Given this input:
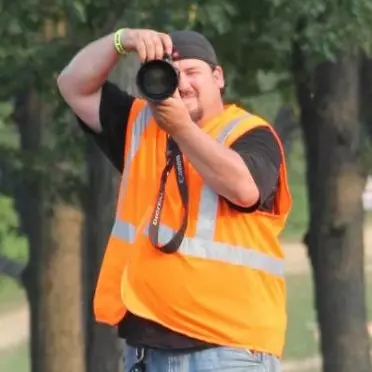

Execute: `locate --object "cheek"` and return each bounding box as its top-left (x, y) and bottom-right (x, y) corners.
top-left (187, 77), bottom-right (201, 93)
top-left (189, 76), bottom-right (212, 97)
top-left (192, 77), bottom-right (219, 100)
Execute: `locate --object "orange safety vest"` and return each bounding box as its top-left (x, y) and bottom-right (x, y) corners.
top-left (94, 98), bottom-right (292, 357)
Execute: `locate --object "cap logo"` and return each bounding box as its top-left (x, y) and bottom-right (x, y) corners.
top-left (172, 49), bottom-right (180, 59)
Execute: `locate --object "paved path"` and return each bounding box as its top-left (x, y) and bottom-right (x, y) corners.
top-left (0, 306), bottom-right (29, 351)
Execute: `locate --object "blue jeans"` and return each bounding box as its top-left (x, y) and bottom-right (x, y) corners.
top-left (124, 345), bottom-right (281, 372)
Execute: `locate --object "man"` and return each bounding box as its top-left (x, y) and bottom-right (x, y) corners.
top-left (57, 28), bottom-right (292, 372)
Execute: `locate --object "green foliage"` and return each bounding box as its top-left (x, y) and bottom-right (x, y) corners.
top-left (0, 0), bottom-right (252, 208)
top-left (0, 195), bottom-right (28, 261)
top-left (0, 102), bottom-right (13, 130)
top-left (182, 0), bottom-right (372, 104)
top-left (2, 0), bottom-right (372, 102)
top-left (193, 0), bottom-right (283, 101)
top-left (265, 0), bottom-right (372, 65)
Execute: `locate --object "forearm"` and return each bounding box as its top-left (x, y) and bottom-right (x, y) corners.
top-left (57, 34), bottom-right (119, 96)
top-left (172, 123), bottom-right (259, 207)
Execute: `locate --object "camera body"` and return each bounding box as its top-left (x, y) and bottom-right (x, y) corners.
top-left (136, 54), bottom-right (179, 102)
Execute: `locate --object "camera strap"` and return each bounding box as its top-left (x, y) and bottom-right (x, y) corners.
top-left (148, 136), bottom-right (189, 254)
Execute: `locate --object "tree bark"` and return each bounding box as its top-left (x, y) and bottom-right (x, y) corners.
top-left (41, 203), bottom-right (85, 372)
top-left (360, 55), bottom-right (372, 141)
top-left (273, 105), bottom-right (298, 157)
top-left (13, 87), bottom-right (45, 372)
top-left (14, 88), bottom-right (86, 372)
top-left (294, 47), bottom-right (371, 372)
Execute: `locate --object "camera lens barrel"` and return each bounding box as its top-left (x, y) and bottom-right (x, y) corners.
top-left (136, 59), bottom-right (179, 102)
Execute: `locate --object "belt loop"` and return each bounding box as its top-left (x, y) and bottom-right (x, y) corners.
top-left (136, 347), bottom-right (146, 362)
top-left (129, 347), bottom-right (147, 372)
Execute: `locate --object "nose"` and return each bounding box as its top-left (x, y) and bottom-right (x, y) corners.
top-left (177, 71), bottom-right (191, 92)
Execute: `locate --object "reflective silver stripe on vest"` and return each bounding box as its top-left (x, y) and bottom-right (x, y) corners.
top-left (112, 111), bottom-right (285, 277)
top-left (193, 114), bottom-right (283, 276)
top-left (195, 116), bottom-right (249, 239)
top-left (143, 223), bottom-right (284, 276)
top-left (111, 220), bottom-right (136, 244)
top-left (111, 104), bottom-right (152, 243)
top-left (120, 105), bottom-right (152, 198)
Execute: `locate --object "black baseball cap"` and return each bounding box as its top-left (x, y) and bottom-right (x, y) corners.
top-left (169, 30), bottom-right (218, 66)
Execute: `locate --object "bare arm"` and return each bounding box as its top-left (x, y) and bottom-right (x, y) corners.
top-left (172, 122), bottom-right (260, 208)
top-left (57, 29), bottom-right (173, 133)
top-left (57, 34), bottom-right (121, 132)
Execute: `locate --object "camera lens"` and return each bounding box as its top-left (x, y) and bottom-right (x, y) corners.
top-left (142, 65), bottom-right (169, 94)
top-left (136, 59), bottom-right (179, 101)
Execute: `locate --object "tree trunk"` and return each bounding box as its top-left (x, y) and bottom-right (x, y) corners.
top-left (14, 87), bottom-right (45, 372)
top-left (41, 203), bottom-right (85, 372)
top-left (360, 55), bottom-right (372, 141)
top-left (83, 53), bottom-right (139, 372)
top-left (14, 88), bottom-right (85, 372)
top-left (295, 48), bottom-right (371, 372)
top-left (273, 105), bottom-right (298, 157)
top-left (291, 38), bottom-right (318, 248)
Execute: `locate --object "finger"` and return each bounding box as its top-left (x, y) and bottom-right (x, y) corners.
top-left (172, 88), bottom-right (181, 99)
top-left (143, 33), bottom-right (156, 61)
top-left (159, 33), bottom-right (173, 56)
top-left (153, 35), bottom-right (165, 60)
top-left (136, 38), bottom-right (147, 62)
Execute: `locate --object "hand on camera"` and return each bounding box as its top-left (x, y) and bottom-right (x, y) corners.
top-left (120, 28), bottom-right (173, 62)
top-left (149, 89), bottom-right (192, 137)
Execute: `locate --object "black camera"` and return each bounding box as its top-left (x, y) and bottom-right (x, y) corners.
top-left (136, 54), bottom-right (179, 102)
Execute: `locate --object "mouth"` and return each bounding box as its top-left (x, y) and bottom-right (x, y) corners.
top-left (180, 91), bottom-right (197, 99)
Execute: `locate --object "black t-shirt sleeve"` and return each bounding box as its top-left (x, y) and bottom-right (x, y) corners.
top-left (77, 81), bottom-right (135, 172)
top-left (229, 127), bottom-right (281, 212)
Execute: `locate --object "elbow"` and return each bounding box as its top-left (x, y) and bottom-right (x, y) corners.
top-left (233, 182), bottom-right (260, 208)
top-left (57, 65), bottom-right (80, 101)
top-left (56, 69), bottom-right (70, 97)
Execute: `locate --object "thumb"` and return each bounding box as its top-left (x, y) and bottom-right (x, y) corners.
top-left (172, 88), bottom-right (181, 99)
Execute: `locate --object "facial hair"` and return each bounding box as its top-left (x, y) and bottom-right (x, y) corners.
top-left (189, 106), bottom-right (203, 123)
top-left (180, 91), bottom-right (204, 123)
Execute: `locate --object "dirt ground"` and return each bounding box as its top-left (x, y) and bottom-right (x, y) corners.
top-left (0, 306), bottom-right (29, 351)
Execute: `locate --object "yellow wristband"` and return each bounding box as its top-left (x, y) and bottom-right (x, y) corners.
top-left (114, 29), bottom-right (127, 55)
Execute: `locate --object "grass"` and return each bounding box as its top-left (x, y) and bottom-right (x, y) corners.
top-left (284, 273), bottom-right (318, 359)
top-left (0, 343), bottom-right (29, 372)
top-left (0, 276), bottom-right (26, 313)
top-left (284, 272), bottom-right (372, 360)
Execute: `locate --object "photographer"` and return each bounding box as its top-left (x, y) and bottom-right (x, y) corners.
top-left (57, 28), bottom-right (291, 372)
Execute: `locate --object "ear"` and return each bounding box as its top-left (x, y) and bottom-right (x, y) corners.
top-left (212, 65), bottom-right (225, 90)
